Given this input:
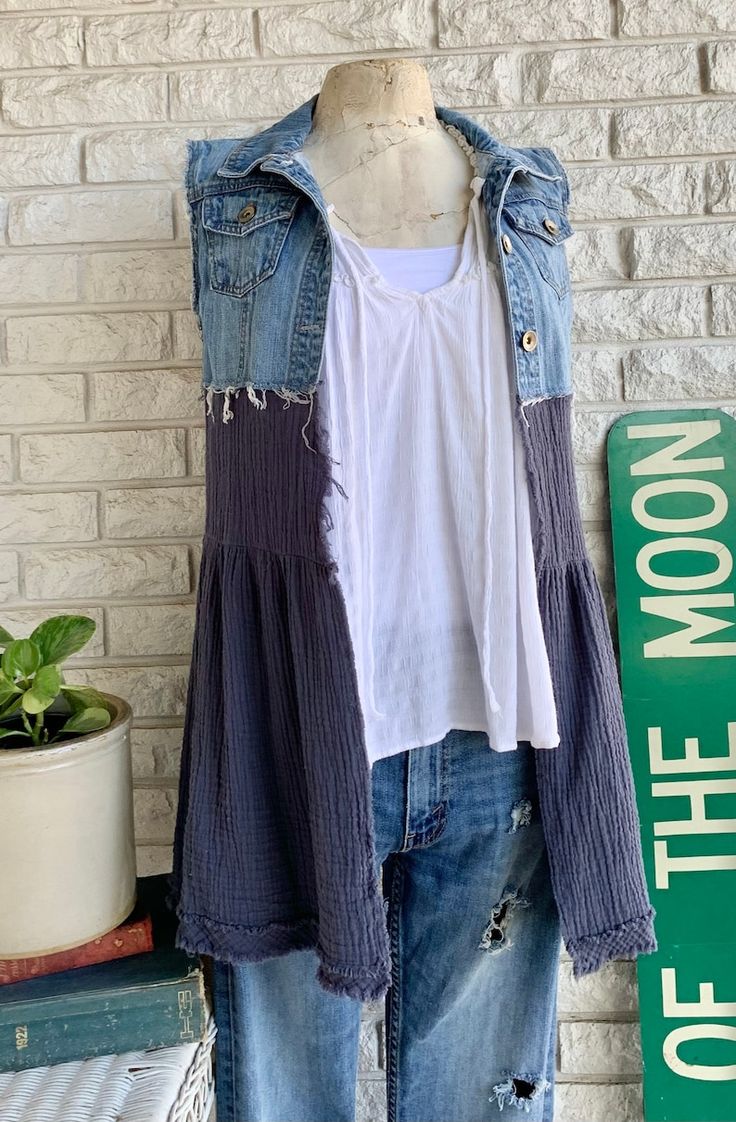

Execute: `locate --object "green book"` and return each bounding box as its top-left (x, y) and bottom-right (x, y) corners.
top-left (0, 874), bottom-right (209, 1073)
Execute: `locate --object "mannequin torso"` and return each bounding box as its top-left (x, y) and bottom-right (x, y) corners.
top-left (298, 58), bottom-right (474, 248)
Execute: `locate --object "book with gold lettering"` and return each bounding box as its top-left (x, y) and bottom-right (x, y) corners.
top-left (0, 874), bottom-right (209, 1072)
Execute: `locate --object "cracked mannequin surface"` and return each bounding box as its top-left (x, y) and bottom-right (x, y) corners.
top-left (299, 58), bottom-right (475, 248)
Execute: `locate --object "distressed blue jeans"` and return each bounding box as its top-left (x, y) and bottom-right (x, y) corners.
top-left (211, 729), bottom-right (562, 1122)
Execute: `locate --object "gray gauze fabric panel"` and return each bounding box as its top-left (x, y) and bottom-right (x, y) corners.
top-left (167, 384), bottom-right (392, 1001)
top-left (517, 392), bottom-right (656, 976)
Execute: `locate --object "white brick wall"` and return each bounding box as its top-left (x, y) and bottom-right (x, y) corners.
top-left (1, 1), bottom-right (734, 1118)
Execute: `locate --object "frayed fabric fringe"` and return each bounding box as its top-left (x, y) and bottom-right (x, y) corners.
top-left (174, 909), bottom-right (391, 1002)
top-left (315, 959), bottom-right (392, 1002)
top-left (489, 1073), bottom-right (551, 1113)
top-left (567, 909), bottom-right (658, 978)
top-left (164, 876), bottom-right (392, 1002)
top-left (518, 388), bottom-right (576, 428)
top-left (201, 382), bottom-right (318, 450)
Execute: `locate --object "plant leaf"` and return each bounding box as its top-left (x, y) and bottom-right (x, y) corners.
top-left (1, 639), bottom-right (42, 682)
top-left (54, 707), bottom-right (111, 739)
top-left (0, 625), bottom-right (15, 647)
top-left (22, 690), bottom-right (49, 715)
top-left (0, 697), bottom-right (24, 721)
top-left (60, 684), bottom-right (114, 715)
top-left (34, 664), bottom-right (61, 696)
top-left (0, 726), bottom-right (31, 742)
top-left (20, 665), bottom-right (62, 715)
top-left (0, 673), bottom-right (22, 707)
top-left (29, 616), bottom-right (96, 666)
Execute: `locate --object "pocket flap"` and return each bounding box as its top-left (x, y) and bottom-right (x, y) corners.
top-left (202, 189), bottom-right (299, 237)
top-left (504, 199), bottom-right (574, 245)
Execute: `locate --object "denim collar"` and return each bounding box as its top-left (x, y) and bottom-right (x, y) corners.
top-left (215, 93), bottom-right (562, 184)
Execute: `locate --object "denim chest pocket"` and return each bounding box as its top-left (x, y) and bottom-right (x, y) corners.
top-left (201, 189), bottom-right (299, 297)
top-left (503, 199), bottom-right (574, 298)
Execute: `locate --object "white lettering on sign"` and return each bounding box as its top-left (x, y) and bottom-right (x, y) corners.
top-left (628, 420), bottom-right (725, 477)
top-left (652, 778), bottom-right (736, 835)
top-left (637, 537), bottom-right (733, 590)
top-left (653, 842), bottom-right (736, 890)
top-left (620, 414), bottom-right (736, 1092)
top-left (649, 723), bottom-right (736, 774)
top-left (649, 722), bottom-right (736, 889)
top-left (640, 595), bottom-right (736, 658)
top-left (662, 968), bottom-right (736, 1018)
top-left (627, 417), bottom-right (736, 659)
top-left (662, 1024), bottom-right (736, 1081)
top-left (632, 479), bottom-right (729, 533)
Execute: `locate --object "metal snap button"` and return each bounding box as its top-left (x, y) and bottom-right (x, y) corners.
top-left (237, 203), bottom-right (257, 223)
top-left (543, 217), bottom-right (559, 235)
top-left (501, 233), bottom-right (513, 254)
top-left (521, 329), bottom-right (538, 352)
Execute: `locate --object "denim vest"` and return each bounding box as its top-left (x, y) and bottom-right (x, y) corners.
top-left (185, 95), bottom-right (573, 418)
top-left (168, 95), bottom-right (657, 1001)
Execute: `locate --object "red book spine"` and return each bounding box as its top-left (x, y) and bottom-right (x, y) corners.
top-left (0, 913), bottom-right (154, 985)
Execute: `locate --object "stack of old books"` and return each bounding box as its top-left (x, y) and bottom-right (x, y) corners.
top-left (0, 872), bottom-right (211, 1074)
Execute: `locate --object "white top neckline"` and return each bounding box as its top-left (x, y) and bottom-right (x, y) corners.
top-left (326, 175), bottom-right (486, 301)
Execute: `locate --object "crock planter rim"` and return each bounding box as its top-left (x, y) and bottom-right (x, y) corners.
top-left (0, 691), bottom-right (132, 764)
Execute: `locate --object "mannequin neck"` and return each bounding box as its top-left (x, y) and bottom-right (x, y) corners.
top-left (309, 58), bottom-right (437, 141)
top-left (299, 58), bottom-right (474, 248)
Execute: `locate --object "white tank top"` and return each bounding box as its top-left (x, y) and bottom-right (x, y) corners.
top-left (319, 174), bottom-right (560, 766)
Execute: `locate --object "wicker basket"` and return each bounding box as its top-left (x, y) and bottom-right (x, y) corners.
top-left (0, 1013), bottom-right (217, 1122)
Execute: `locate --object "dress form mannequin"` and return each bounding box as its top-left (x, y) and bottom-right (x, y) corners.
top-left (299, 57), bottom-right (474, 247)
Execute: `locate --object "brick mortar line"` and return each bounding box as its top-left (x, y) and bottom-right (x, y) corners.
top-left (0, 51), bottom-right (721, 80)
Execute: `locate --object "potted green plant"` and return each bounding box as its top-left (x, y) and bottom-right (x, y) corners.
top-left (0, 614), bottom-right (136, 958)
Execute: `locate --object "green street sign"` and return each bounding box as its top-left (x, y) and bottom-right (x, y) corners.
top-left (607, 408), bottom-right (736, 1122)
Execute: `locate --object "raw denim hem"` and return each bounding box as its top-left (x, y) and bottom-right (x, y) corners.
top-left (567, 908), bottom-right (658, 978)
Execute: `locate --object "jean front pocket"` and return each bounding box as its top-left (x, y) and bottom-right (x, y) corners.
top-left (202, 188), bottom-right (299, 297)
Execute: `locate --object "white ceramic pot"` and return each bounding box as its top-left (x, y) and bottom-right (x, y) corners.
top-left (0, 693), bottom-right (137, 958)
